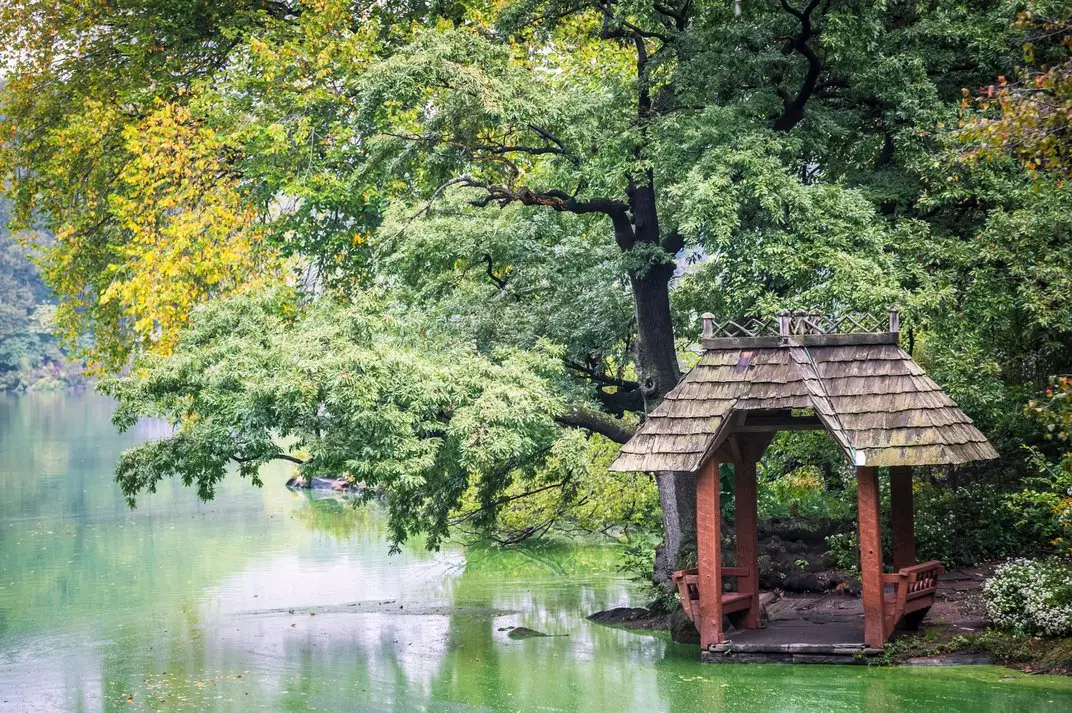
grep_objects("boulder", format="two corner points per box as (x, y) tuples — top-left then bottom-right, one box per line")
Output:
(586, 607), (652, 626)
(669, 607), (700, 644)
(286, 476), (361, 493)
(503, 626), (554, 639)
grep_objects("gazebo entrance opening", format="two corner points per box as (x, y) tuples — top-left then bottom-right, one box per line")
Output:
(609, 310), (997, 663)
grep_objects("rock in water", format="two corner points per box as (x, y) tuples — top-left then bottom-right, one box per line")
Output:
(586, 607), (651, 625)
(669, 607), (700, 644)
(505, 626), (550, 639)
(286, 476), (361, 493)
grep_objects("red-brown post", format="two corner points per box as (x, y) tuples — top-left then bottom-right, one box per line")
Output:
(734, 461), (761, 629)
(889, 465), (916, 572)
(856, 465), (886, 649)
(696, 458), (724, 648)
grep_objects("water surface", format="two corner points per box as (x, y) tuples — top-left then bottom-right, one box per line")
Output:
(1, 393), (1070, 712)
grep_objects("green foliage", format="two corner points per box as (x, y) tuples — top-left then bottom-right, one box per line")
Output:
(882, 627), (1072, 669)
(102, 285), (618, 550)
(757, 431), (853, 522)
(619, 541), (677, 614)
(823, 471), (1072, 573)
(758, 465), (848, 522)
(825, 530), (861, 575)
(1029, 375), (1072, 456)
(4, 0), (1072, 556)
(914, 484), (1027, 567)
(983, 558), (1072, 637)
(455, 434), (660, 544)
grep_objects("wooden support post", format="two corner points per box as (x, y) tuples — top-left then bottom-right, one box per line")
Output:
(856, 466), (886, 649)
(696, 458), (724, 648)
(734, 461), (761, 629)
(890, 465), (916, 572)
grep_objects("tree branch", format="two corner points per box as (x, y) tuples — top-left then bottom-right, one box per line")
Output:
(555, 405), (637, 444)
(462, 179), (631, 224)
(233, 453), (311, 466)
(481, 253), (508, 290)
(564, 360), (639, 390)
(773, 0), (824, 132)
(449, 478), (570, 525)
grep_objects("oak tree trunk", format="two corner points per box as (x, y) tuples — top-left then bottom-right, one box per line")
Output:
(654, 470), (697, 586)
(615, 181), (695, 588)
(629, 264), (681, 405)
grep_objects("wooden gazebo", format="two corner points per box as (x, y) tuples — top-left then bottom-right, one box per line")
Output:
(610, 310), (997, 659)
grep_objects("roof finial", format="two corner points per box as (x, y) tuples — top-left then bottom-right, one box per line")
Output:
(701, 313), (716, 340)
(888, 307), (900, 334)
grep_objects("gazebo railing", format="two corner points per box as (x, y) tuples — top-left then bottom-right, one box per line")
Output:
(881, 560), (944, 636)
(671, 567), (756, 626)
(701, 308), (900, 340)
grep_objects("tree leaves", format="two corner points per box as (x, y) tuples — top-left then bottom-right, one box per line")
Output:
(102, 286), (602, 549)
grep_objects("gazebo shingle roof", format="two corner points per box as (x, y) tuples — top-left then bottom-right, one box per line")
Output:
(610, 312), (998, 473)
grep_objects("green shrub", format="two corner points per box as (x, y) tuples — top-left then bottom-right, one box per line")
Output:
(914, 483), (1048, 567)
(982, 558), (1072, 636)
(825, 530), (860, 574)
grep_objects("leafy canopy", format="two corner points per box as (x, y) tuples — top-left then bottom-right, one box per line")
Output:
(104, 286), (596, 549)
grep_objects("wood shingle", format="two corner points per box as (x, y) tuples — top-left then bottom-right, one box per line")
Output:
(610, 324), (998, 473)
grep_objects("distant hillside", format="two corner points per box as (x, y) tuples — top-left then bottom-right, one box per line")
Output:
(0, 202), (84, 391)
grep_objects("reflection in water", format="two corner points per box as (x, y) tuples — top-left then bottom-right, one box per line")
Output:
(1, 393), (1071, 712)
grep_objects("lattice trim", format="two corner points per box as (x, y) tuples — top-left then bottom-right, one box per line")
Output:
(701, 309), (899, 339)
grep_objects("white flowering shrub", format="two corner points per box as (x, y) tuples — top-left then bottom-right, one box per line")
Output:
(983, 558), (1072, 636)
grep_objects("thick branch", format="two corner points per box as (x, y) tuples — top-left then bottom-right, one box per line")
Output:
(463, 179), (635, 242)
(594, 387), (645, 416)
(773, 0), (824, 132)
(555, 406), (637, 444)
(565, 359), (639, 390)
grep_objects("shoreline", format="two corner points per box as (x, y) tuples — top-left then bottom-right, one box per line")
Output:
(589, 567), (1072, 674)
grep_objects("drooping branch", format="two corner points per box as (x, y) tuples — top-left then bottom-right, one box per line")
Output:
(773, 0), (824, 132)
(449, 477), (570, 526)
(233, 453), (311, 466)
(555, 405), (637, 444)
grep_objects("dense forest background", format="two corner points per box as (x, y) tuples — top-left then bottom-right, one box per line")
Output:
(0, 201), (82, 391)
(0, 0), (1070, 581)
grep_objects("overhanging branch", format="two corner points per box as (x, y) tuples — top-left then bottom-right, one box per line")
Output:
(556, 405), (637, 444)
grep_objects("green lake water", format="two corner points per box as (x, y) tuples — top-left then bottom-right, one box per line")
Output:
(1, 393), (1071, 712)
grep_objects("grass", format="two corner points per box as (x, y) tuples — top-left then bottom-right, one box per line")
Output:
(879, 628), (1072, 674)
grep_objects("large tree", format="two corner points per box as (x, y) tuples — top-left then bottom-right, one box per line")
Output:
(5, 0), (1068, 574)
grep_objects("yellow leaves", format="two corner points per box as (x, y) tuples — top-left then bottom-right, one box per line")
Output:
(94, 100), (282, 361)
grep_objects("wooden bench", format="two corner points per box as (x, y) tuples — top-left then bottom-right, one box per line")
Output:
(672, 567), (755, 626)
(882, 560), (944, 635)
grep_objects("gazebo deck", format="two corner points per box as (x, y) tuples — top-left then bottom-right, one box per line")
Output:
(702, 611), (880, 664)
